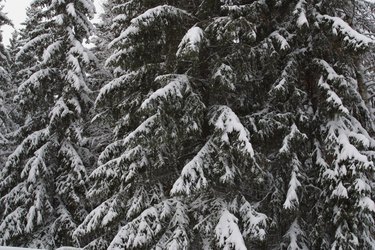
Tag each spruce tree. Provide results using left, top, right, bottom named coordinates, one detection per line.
left=0, top=1, right=15, bottom=169
left=76, top=0, right=375, bottom=249
left=75, top=1, right=268, bottom=249
left=0, top=0, right=96, bottom=248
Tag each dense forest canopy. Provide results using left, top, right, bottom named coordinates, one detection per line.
left=1, top=0, right=375, bottom=249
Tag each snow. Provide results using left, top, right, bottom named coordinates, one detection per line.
left=49, top=98, right=72, bottom=126
left=68, top=37, right=95, bottom=65
left=141, top=74, right=189, bottom=109
left=354, top=178, right=371, bottom=192
left=0, top=207, right=25, bottom=242
left=110, top=5, right=192, bottom=47
left=359, top=197, right=375, bottom=212
left=318, top=14, right=374, bottom=49
left=283, top=156, right=302, bottom=209
left=212, top=64, right=236, bottom=90
left=77, top=0, right=96, bottom=15
left=74, top=198, right=119, bottom=237
left=215, top=209, right=247, bottom=250
left=16, top=34, right=51, bottom=60
left=42, top=41, right=62, bottom=64
left=51, top=0, right=66, bottom=6
left=240, top=199, right=267, bottom=240
left=18, top=69, right=53, bottom=95
left=66, top=3, right=77, bottom=18
left=22, top=143, right=49, bottom=183
left=97, top=139, right=124, bottom=165
left=126, top=187, right=149, bottom=219
left=92, top=115, right=157, bottom=187
left=294, top=0, right=309, bottom=28
left=6, top=128, right=50, bottom=169
left=121, top=114, right=157, bottom=146
left=59, top=141, right=86, bottom=181
left=297, top=11, right=308, bottom=29
left=176, top=26, right=205, bottom=57
left=284, top=220, right=308, bottom=250
left=270, top=31, right=290, bottom=51
left=67, top=54, right=83, bottom=74
left=279, top=124, right=307, bottom=154
left=331, top=182, right=348, bottom=198
left=109, top=206, right=162, bottom=249
left=274, top=78, right=287, bottom=91
left=271, top=58, right=298, bottom=94
left=316, top=59, right=347, bottom=86
left=336, top=133, right=370, bottom=164
left=96, top=71, right=136, bottom=105
left=171, top=140, right=211, bottom=195
left=66, top=70, right=85, bottom=92
left=318, top=77, right=349, bottom=114
left=210, top=105, right=254, bottom=157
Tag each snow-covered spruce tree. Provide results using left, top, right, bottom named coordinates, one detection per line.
left=242, top=0, right=375, bottom=248
left=83, top=0, right=118, bottom=167
left=356, top=0, right=375, bottom=118
left=75, top=1, right=268, bottom=249
left=0, top=1, right=16, bottom=168
left=74, top=0, right=375, bottom=249
left=8, top=6, right=41, bottom=90
left=0, top=0, right=96, bottom=248
left=306, top=2, right=375, bottom=249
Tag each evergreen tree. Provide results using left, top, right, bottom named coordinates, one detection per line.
left=0, top=0, right=373, bottom=249
left=0, top=0, right=96, bottom=248
left=84, top=0, right=117, bottom=168
left=75, top=1, right=267, bottom=249
left=76, top=0, right=375, bottom=249
left=0, top=1, right=15, bottom=168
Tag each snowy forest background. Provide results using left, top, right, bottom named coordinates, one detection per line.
left=1, top=0, right=375, bottom=249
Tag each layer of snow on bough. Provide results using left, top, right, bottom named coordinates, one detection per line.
left=279, top=124, right=307, bottom=154
left=110, top=5, right=192, bottom=47
left=318, top=77, right=349, bottom=114
left=211, top=105, right=254, bottom=157
left=141, top=74, right=189, bottom=109
left=358, top=197, right=375, bottom=212
left=318, top=14, right=374, bottom=48
left=316, top=59, right=347, bottom=85
left=294, top=0, right=309, bottom=28
left=18, top=69, right=52, bottom=94
left=171, top=140, right=211, bottom=195
left=66, top=3, right=77, bottom=18
left=240, top=199, right=267, bottom=240
left=284, top=220, right=307, bottom=250
left=74, top=199, right=114, bottom=237
left=337, top=133, right=371, bottom=165
left=332, top=182, right=348, bottom=199
left=212, top=64, right=236, bottom=90
left=43, top=40, right=62, bottom=64
left=50, top=98, right=72, bottom=125
left=96, top=72, right=136, bottom=105
left=270, top=31, right=290, bottom=50
left=108, top=206, right=162, bottom=249
left=122, top=114, right=157, bottom=146
left=283, top=157, right=302, bottom=210
left=215, top=209, right=247, bottom=250
left=176, top=26, right=205, bottom=57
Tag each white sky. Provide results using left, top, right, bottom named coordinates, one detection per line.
left=1, top=0, right=105, bottom=46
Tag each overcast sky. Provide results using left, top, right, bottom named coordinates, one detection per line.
left=1, top=0, right=104, bottom=46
